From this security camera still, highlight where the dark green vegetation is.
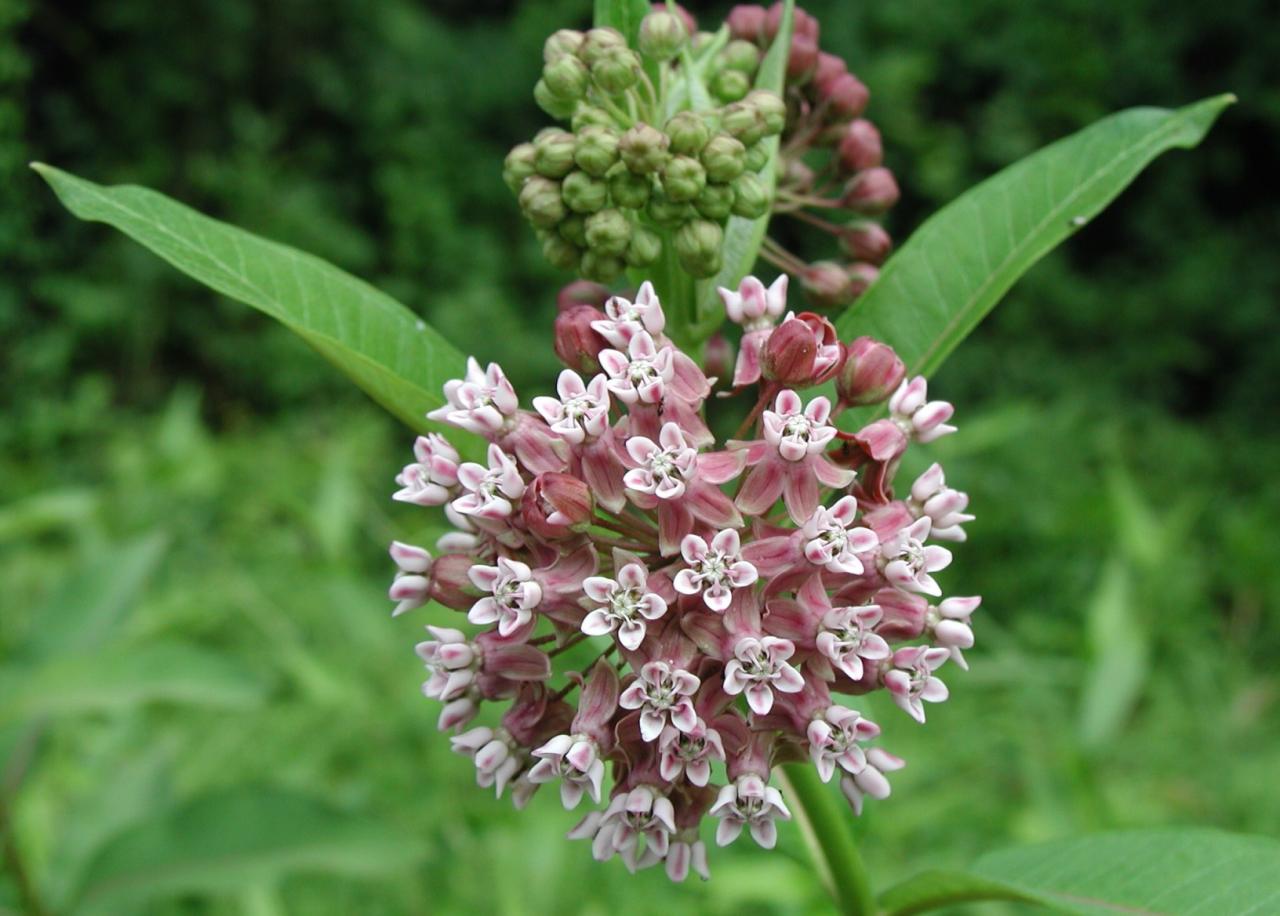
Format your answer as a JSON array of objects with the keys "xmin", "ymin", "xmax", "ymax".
[{"xmin": 3, "ymin": 0, "xmax": 1277, "ymax": 913}]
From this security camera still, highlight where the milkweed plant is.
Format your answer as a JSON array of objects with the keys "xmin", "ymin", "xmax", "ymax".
[{"xmin": 37, "ymin": 0, "xmax": 1261, "ymax": 912}]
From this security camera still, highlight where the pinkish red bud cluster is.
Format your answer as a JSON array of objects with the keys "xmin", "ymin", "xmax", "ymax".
[
  {"xmin": 390, "ymin": 278, "xmax": 978, "ymax": 881},
  {"xmin": 727, "ymin": 2, "xmax": 898, "ymax": 309}
]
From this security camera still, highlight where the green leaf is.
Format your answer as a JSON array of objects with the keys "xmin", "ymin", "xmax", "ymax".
[
  {"xmin": 18, "ymin": 533, "xmax": 168, "ymax": 662},
  {"xmin": 690, "ymin": 0, "xmax": 795, "ymax": 341},
  {"xmin": 32, "ymin": 164, "xmax": 472, "ymax": 440},
  {"xmin": 836, "ymin": 94, "xmax": 1234, "ymax": 428},
  {"xmin": 879, "ymin": 828, "xmax": 1280, "ymax": 915},
  {"xmin": 0, "ymin": 643, "xmax": 265, "ymax": 723},
  {"xmin": 593, "ymin": 0, "xmax": 649, "ymax": 48},
  {"xmin": 74, "ymin": 787, "xmax": 427, "ymax": 910}
]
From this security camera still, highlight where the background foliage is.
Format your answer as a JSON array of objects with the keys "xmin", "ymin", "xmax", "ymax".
[{"xmin": 3, "ymin": 0, "xmax": 1277, "ymax": 912}]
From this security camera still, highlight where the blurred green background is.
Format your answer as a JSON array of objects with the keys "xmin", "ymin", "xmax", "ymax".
[{"xmin": 3, "ymin": 0, "xmax": 1277, "ymax": 913}]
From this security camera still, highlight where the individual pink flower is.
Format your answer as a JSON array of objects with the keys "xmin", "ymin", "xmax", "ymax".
[
  {"xmin": 801, "ymin": 496, "xmax": 879, "ymax": 574},
  {"xmin": 817, "ymin": 602, "xmax": 891, "ymax": 682},
  {"xmin": 929, "ymin": 595, "xmax": 981, "ymax": 669},
  {"xmin": 388, "ymin": 541, "xmax": 433, "ymax": 617},
  {"xmin": 528, "ymin": 734, "xmax": 606, "ymax": 809},
  {"xmin": 737, "ymin": 390, "xmax": 856, "ymax": 524},
  {"xmin": 468, "ymin": 557, "xmax": 542, "ymax": 637},
  {"xmin": 415, "ymin": 625, "xmax": 477, "ymax": 701},
  {"xmin": 909, "ymin": 463, "xmax": 974, "ymax": 541},
  {"xmin": 392, "ymin": 434, "xmax": 460, "ymax": 506},
  {"xmin": 710, "ymin": 774, "xmax": 791, "ymax": 848},
  {"xmin": 889, "ymin": 376, "xmax": 957, "ymax": 444},
  {"xmin": 599, "ymin": 331, "xmax": 674, "ymax": 405},
  {"xmin": 580, "ymin": 561, "xmax": 669, "ymax": 650},
  {"xmin": 665, "ymin": 835, "xmax": 710, "ymax": 883},
  {"xmin": 451, "ymin": 725, "xmax": 522, "ymax": 797},
  {"xmin": 591, "ymin": 280, "xmax": 666, "ymax": 347},
  {"xmin": 884, "ymin": 646, "xmax": 951, "ymax": 723},
  {"xmin": 722, "ymin": 636, "xmax": 805, "ymax": 715},
  {"xmin": 428, "ymin": 357, "xmax": 519, "ymax": 436},
  {"xmin": 807, "ymin": 706, "xmax": 881, "ymax": 783},
  {"xmin": 658, "ymin": 719, "xmax": 726, "ymax": 786},
  {"xmin": 839, "ymin": 747, "xmax": 904, "ymax": 815},
  {"xmin": 624, "ymin": 422, "xmax": 698, "ymax": 500},
  {"xmin": 879, "ymin": 516, "xmax": 952, "ymax": 596},
  {"xmin": 673, "ymin": 529, "xmax": 758, "ymax": 612},
  {"xmin": 452, "ymin": 443, "xmax": 525, "ymax": 520},
  {"xmin": 592, "ymin": 786, "xmax": 678, "ymax": 873},
  {"xmin": 718, "ymin": 274, "xmax": 789, "ymax": 386},
  {"xmin": 533, "ymin": 370, "xmax": 612, "ymax": 444},
  {"xmin": 619, "ymin": 661, "xmax": 700, "ymax": 741}
]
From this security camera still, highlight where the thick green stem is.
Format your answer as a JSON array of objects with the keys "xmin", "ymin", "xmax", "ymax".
[{"xmin": 780, "ymin": 763, "xmax": 876, "ymax": 916}]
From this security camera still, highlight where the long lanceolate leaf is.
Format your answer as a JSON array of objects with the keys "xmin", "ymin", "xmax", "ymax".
[
  {"xmin": 878, "ymin": 828, "xmax": 1280, "ymax": 915},
  {"xmin": 32, "ymin": 164, "xmax": 472, "ymax": 444},
  {"xmin": 835, "ymin": 94, "xmax": 1234, "ymax": 427}
]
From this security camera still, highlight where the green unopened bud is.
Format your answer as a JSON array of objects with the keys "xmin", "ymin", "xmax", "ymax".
[
  {"xmin": 608, "ymin": 169, "xmax": 651, "ymax": 210},
  {"xmin": 544, "ymin": 29, "xmax": 584, "ymax": 63},
  {"xmin": 540, "ymin": 231, "xmax": 582, "ymax": 270},
  {"xmin": 619, "ymin": 122, "xmax": 670, "ymax": 174},
  {"xmin": 572, "ymin": 106, "xmax": 615, "ymax": 132},
  {"xmin": 543, "ymin": 54, "xmax": 589, "ymax": 101},
  {"xmin": 744, "ymin": 142, "xmax": 770, "ymax": 173},
  {"xmin": 694, "ymin": 182, "xmax": 735, "ymax": 220},
  {"xmin": 720, "ymin": 39, "xmax": 761, "ymax": 73},
  {"xmin": 661, "ymin": 154, "xmax": 707, "ymax": 203},
  {"xmin": 665, "ymin": 111, "xmax": 713, "ymax": 157},
  {"xmin": 691, "ymin": 31, "xmax": 717, "ymax": 55},
  {"xmin": 562, "ymin": 170, "xmax": 609, "ymax": 213},
  {"xmin": 579, "ymin": 27, "xmax": 627, "ymax": 67},
  {"xmin": 534, "ymin": 80, "xmax": 577, "ymax": 119},
  {"xmin": 558, "ymin": 214, "xmax": 587, "ymax": 247},
  {"xmin": 580, "ymin": 250, "xmax": 625, "ymax": 283},
  {"xmin": 746, "ymin": 89, "xmax": 787, "ymax": 135},
  {"xmin": 573, "ymin": 126, "xmax": 620, "ymax": 177},
  {"xmin": 720, "ymin": 101, "xmax": 768, "ymax": 146},
  {"xmin": 534, "ymin": 130, "xmax": 577, "ymax": 178},
  {"xmin": 637, "ymin": 10, "xmax": 688, "ymax": 62},
  {"xmin": 584, "ymin": 208, "xmax": 631, "ymax": 257},
  {"xmin": 674, "ymin": 219, "xmax": 724, "ymax": 278},
  {"xmin": 647, "ymin": 189, "xmax": 696, "ymax": 227},
  {"xmin": 502, "ymin": 143, "xmax": 537, "ymax": 194},
  {"xmin": 591, "ymin": 47, "xmax": 640, "ymax": 95},
  {"xmin": 519, "ymin": 176, "xmax": 567, "ymax": 228},
  {"xmin": 730, "ymin": 173, "xmax": 770, "ymax": 218},
  {"xmin": 701, "ymin": 134, "xmax": 746, "ymax": 183},
  {"xmin": 624, "ymin": 225, "xmax": 662, "ymax": 267},
  {"xmin": 711, "ymin": 68, "xmax": 751, "ymax": 103}
]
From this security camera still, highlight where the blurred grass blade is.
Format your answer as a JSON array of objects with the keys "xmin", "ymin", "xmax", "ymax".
[
  {"xmin": 18, "ymin": 533, "xmax": 169, "ymax": 662},
  {"xmin": 690, "ymin": 0, "xmax": 795, "ymax": 342},
  {"xmin": 593, "ymin": 0, "xmax": 648, "ymax": 46},
  {"xmin": 32, "ymin": 164, "xmax": 473, "ymax": 441},
  {"xmin": 836, "ymin": 94, "xmax": 1234, "ymax": 429},
  {"xmin": 74, "ymin": 787, "xmax": 427, "ymax": 910},
  {"xmin": 0, "ymin": 643, "xmax": 265, "ymax": 723},
  {"xmin": 879, "ymin": 828, "xmax": 1280, "ymax": 914},
  {"xmin": 1078, "ymin": 558, "xmax": 1148, "ymax": 751}
]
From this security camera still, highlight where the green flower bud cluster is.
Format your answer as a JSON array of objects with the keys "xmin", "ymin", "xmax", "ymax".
[{"xmin": 506, "ymin": 25, "xmax": 787, "ymax": 282}]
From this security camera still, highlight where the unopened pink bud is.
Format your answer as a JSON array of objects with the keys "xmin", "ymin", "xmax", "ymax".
[
  {"xmin": 485, "ymin": 644, "xmax": 553, "ymax": 681},
  {"xmin": 554, "ymin": 305, "xmax": 609, "ymax": 374},
  {"xmin": 702, "ymin": 331, "xmax": 734, "ymax": 383},
  {"xmin": 847, "ymin": 263, "xmax": 880, "ymax": 298},
  {"xmin": 557, "ymin": 279, "xmax": 611, "ymax": 313},
  {"xmin": 766, "ymin": 2, "xmax": 818, "ymax": 40},
  {"xmin": 573, "ymin": 659, "xmax": 621, "ymax": 744},
  {"xmin": 652, "ymin": 2, "xmax": 697, "ymax": 37},
  {"xmin": 843, "ymin": 167, "xmax": 899, "ymax": 215},
  {"xmin": 428, "ymin": 553, "xmax": 483, "ymax": 610},
  {"xmin": 801, "ymin": 261, "xmax": 853, "ymax": 309},
  {"xmin": 824, "ymin": 73, "xmax": 870, "ymax": 119},
  {"xmin": 762, "ymin": 311, "xmax": 843, "ymax": 386},
  {"xmin": 852, "ymin": 418, "xmax": 908, "ymax": 462},
  {"xmin": 786, "ymin": 33, "xmax": 819, "ymax": 82},
  {"xmin": 875, "ymin": 589, "xmax": 928, "ymax": 640},
  {"xmin": 813, "ymin": 52, "xmax": 847, "ymax": 94},
  {"xmin": 783, "ymin": 158, "xmax": 816, "ymax": 193},
  {"xmin": 837, "ymin": 336, "xmax": 905, "ymax": 407},
  {"xmin": 838, "ymin": 119, "xmax": 883, "ymax": 172},
  {"xmin": 523, "ymin": 472, "xmax": 595, "ymax": 540},
  {"xmin": 839, "ymin": 221, "xmax": 892, "ymax": 264},
  {"xmin": 727, "ymin": 4, "xmax": 766, "ymax": 41}
]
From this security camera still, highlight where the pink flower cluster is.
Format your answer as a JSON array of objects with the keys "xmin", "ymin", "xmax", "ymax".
[{"xmin": 389, "ymin": 277, "xmax": 977, "ymax": 880}]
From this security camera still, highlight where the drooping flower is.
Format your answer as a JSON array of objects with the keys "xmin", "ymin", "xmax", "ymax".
[
  {"xmin": 807, "ymin": 706, "xmax": 880, "ymax": 782},
  {"xmin": 428, "ymin": 357, "xmax": 519, "ymax": 436},
  {"xmin": 393, "ymin": 434, "xmax": 460, "ymax": 506},
  {"xmin": 884, "ymin": 646, "xmax": 951, "ymax": 723},
  {"xmin": 710, "ymin": 773, "xmax": 792, "ymax": 848}
]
